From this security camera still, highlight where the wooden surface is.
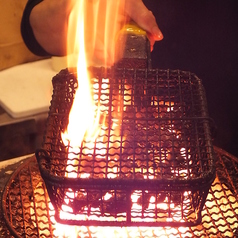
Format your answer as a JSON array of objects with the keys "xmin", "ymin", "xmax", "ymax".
[
  {"xmin": 0, "ymin": 105, "xmax": 47, "ymax": 161},
  {"xmin": 0, "ymin": 0, "xmax": 43, "ymax": 70}
]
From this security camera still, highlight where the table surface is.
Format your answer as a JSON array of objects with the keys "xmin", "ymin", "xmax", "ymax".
[{"xmin": 0, "ymin": 59, "xmax": 55, "ymax": 119}]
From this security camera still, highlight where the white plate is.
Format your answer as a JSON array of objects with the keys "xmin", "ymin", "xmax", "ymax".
[{"xmin": 0, "ymin": 59, "xmax": 56, "ymax": 118}]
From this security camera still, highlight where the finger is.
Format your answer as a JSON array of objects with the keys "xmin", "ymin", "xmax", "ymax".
[
  {"xmin": 125, "ymin": 0, "xmax": 163, "ymax": 41},
  {"xmin": 147, "ymin": 33, "xmax": 156, "ymax": 51}
]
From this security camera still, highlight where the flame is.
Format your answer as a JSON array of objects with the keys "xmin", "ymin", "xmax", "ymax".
[
  {"xmin": 61, "ymin": 0, "xmax": 127, "ymax": 171},
  {"xmin": 62, "ymin": 0, "xmax": 96, "ymax": 148},
  {"xmin": 66, "ymin": 0, "xmax": 126, "ymax": 68}
]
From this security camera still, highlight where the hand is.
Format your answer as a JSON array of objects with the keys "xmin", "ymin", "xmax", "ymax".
[
  {"xmin": 29, "ymin": 0, "xmax": 163, "ymax": 64},
  {"xmin": 30, "ymin": 0, "xmax": 76, "ymax": 55},
  {"xmin": 125, "ymin": 0, "xmax": 163, "ymax": 51},
  {"xmin": 82, "ymin": 0, "xmax": 163, "ymax": 65}
]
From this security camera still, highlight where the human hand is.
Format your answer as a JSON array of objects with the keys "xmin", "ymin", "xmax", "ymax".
[
  {"xmin": 29, "ymin": 0, "xmax": 76, "ymax": 55},
  {"xmin": 29, "ymin": 0, "xmax": 162, "ymax": 65},
  {"xmin": 83, "ymin": 0, "xmax": 163, "ymax": 66},
  {"xmin": 124, "ymin": 0, "xmax": 163, "ymax": 51}
]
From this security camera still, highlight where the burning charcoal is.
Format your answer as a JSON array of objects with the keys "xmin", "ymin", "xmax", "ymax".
[
  {"xmin": 102, "ymin": 201, "xmax": 128, "ymax": 215},
  {"xmin": 169, "ymin": 154, "xmax": 186, "ymax": 168},
  {"xmin": 137, "ymin": 192, "xmax": 152, "ymax": 209},
  {"xmin": 158, "ymin": 136, "xmax": 172, "ymax": 151},
  {"xmin": 102, "ymin": 192, "xmax": 128, "ymax": 215},
  {"xmin": 70, "ymin": 197, "xmax": 88, "ymax": 213},
  {"xmin": 126, "ymin": 172, "xmax": 144, "ymax": 180},
  {"xmin": 157, "ymin": 192, "xmax": 167, "ymax": 203},
  {"xmin": 171, "ymin": 193, "xmax": 182, "ymax": 206},
  {"xmin": 88, "ymin": 190, "xmax": 106, "ymax": 203},
  {"xmin": 68, "ymin": 191, "xmax": 88, "ymax": 212},
  {"xmin": 70, "ymin": 190, "xmax": 107, "ymax": 213}
]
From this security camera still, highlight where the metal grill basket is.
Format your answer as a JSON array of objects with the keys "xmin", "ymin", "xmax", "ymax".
[{"xmin": 36, "ymin": 67, "xmax": 215, "ymax": 226}]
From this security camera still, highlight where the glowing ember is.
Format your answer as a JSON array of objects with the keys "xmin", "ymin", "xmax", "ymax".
[
  {"xmin": 26, "ymin": 174, "xmax": 236, "ymax": 238},
  {"xmin": 4, "ymin": 151, "xmax": 235, "ymax": 238},
  {"xmin": 43, "ymin": 177, "xmax": 237, "ymax": 237}
]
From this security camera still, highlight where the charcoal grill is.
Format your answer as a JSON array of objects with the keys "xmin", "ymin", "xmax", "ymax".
[
  {"xmin": 34, "ymin": 67, "xmax": 215, "ymax": 227},
  {"xmin": 1, "ymin": 147, "xmax": 237, "ymax": 237}
]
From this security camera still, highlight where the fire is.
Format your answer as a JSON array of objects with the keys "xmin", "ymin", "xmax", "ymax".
[
  {"xmin": 61, "ymin": 0, "xmax": 127, "ymax": 175},
  {"xmin": 29, "ymin": 174, "xmax": 237, "ymax": 237},
  {"xmin": 62, "ymin": 0, "xmax": 97, "ymax": 148},
  {"xmin": 66, "ymin": 0, "xmax": 126, "ymax": 68}
]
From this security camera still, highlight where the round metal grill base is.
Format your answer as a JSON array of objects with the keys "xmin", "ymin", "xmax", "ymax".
[{"xmin": 2, "ymin": 147, "xmax": 238, "ymax": 237}]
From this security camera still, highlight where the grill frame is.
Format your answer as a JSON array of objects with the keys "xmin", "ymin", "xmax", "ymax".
[
  {"xmin": 36, "ymin": 67, "xmax": 216, "ymax": 226},
  {"xmin": 2, "ymin": 147, "xmax": 237, "ymax": 237}
]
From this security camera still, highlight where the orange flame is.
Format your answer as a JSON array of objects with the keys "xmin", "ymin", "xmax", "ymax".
[
  {"xmin": 66, "ymin": 0, "xmax": 126, "ymax": 68},
  {"xmin": 62, "ymin": 1, "xmax": 92, "ymax": 147},
  {"xmin": 62, "ymin": 0, "xmax": 127, "ymax": 150}
]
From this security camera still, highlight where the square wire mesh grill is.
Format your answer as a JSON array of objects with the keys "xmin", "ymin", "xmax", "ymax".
[{"xmin": 36, "ymin": 67, "xmax": 215, "ymax": 226}]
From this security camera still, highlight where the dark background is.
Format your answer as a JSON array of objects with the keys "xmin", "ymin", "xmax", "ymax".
[{"xmin": 144, "ymin": 0, "xmax": 238, "ymax": 157}]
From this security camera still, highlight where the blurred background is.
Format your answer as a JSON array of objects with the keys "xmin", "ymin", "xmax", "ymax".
[{"xmin": 145, "ymin": 0, "xmax": 238, "ymax": 157}]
